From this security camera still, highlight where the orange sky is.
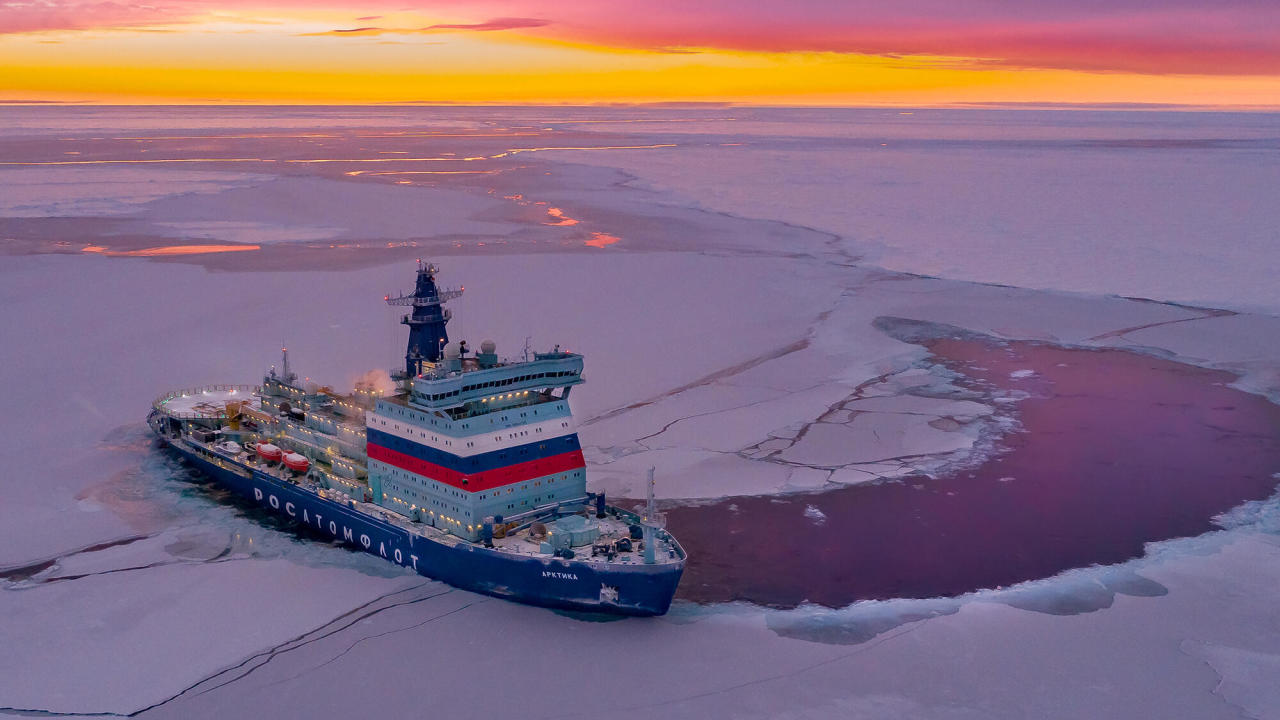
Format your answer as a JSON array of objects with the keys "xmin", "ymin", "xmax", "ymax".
[{"xmin": 2, "ymin": 1, "xmax": 1279, "ymax": 106}]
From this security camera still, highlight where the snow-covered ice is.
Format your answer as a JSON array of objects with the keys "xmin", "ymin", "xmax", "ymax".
[
  {"xmin": 2, "ymin": 106, "xmax": 1279, "ymax": 719},
  {"xmin": 551, "ymin": 107, "xmax": 1280, "ymax": 314},
  {"xmin": 0, "ymin": 168, "xmax": 270, "ymax": 218}
]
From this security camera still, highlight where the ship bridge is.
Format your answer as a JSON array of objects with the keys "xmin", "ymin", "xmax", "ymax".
[
  {"xmin": 368, "ymin": 262, "xmax": 590, "ymax": 541},
  {"xmin": 405, "ymin": 352, "xmax": 584, "ymax": 413}
]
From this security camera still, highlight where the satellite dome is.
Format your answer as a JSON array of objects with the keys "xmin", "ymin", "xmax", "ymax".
[
  {"xmin": 480, "ymin": 339, "xmax": 496, "ymax": 354},
  {"xmin": 443, "ymin": 342, "xmax": 461, "ymax": 359}
]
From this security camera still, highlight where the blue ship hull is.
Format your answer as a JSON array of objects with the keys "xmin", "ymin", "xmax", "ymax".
[{"xmin": 163, "ymin": 439, "xmax": 683, "ymax": 616}]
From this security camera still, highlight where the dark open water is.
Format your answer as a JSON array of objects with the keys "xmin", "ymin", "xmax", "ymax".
[{"xmin": 667, "ymin": 339, "xmax": 1280, "ymax": 608}]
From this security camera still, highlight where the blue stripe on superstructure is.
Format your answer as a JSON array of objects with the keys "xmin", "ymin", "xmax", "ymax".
[{"xmin": 366, "ymin": 427, "xmax": 580, "ymax": 474}]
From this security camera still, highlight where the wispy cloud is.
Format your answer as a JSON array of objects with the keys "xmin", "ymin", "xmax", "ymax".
[
  {"xmin": 0, "ymin": 1, "xmax": 189, "ymax": 34},
  {"xmin": 422, "ymin": 16, "xmax": 547, "ymax": 32},
  {"xmin": 521, "ymin": 0, "xmax": 1280, "ymax": 75},
  {"xmin": 301, "ymin": 16, "xmax": 549, "ymax": 38}
]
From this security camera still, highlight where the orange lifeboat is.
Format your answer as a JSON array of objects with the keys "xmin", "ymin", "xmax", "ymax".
[
  {"xmin": 255, "ymin": 442, "xmax": 283, "ymax": 462},
  {"xmin": 283, "ymin": 452, "xmax": 310, "ymax": 473}
]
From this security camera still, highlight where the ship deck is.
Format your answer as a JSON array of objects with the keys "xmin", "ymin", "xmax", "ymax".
[
  {"xmin": 486, "ymin": 514, "xmax": 682, "ymax": 566},
  {"xmin": 155, "ymin": 386, "xmax": 258, "ymax": 419}
]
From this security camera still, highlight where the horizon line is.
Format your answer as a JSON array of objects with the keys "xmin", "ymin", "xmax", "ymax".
[{"xmin": 3, "ymin": 100, "xmax": 1280, "ymax": 112}]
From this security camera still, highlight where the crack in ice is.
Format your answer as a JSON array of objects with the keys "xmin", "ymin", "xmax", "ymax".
[{"xmin": 126, "ymin": 581, "xmax": 446, "ymax": 715}]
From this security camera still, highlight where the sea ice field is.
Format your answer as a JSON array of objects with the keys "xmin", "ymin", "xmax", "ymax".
[{"xmin": 1, "ymin": 106, "xmax": 1279, "ymax": 719}]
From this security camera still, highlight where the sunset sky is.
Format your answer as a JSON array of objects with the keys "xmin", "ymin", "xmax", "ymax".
[{"xmin": 2, "ymin": 0, "xmax": 1279, "ymax": 105}]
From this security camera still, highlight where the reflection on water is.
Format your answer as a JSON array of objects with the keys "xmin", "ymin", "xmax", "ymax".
[
  {"xmin": 351, "ymin": 132, "xmax": 541, "ymax": 138},
  {"xmin": 668, "ymin": 337, "xmax": 1280, "ymax": 609},
  {"xmin": 111, "ymin": 134, "xmax": 341, "ymax": 140},
  {"xmin": 0, "ymin": 144, "xmax": 672, "ymax": 168},
  {"xmin": 489, "ymin": 144, "xmax": 677, "ymax": 159},
  {"xmin": 286, "ymin": 157, "xmax": 462, "ymax": 163},
  {"xmin": 343, "ymin": 170, "xmax": 498, "ymax": 176},
  {"xmin": 584, "ymin": 231, "xmax": 620, "ymax": 248},
  {"xmin": 539, "ymin": 117, "xmax": 736, "ymax": 125},
  {"xmin": 544, "ymin": 207, "xmax": 579, "ymax": 226},
  {"xmin": 0, "ymin": 158, "xmax": 270, "ymax": 166},
  {"xmin": 82, "ymin": 244, "xmax": 260, "ymax": 256}
]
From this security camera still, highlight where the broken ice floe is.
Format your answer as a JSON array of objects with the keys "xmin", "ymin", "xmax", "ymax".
[{"xmin": 803, "ymin": 505, "xmax": 827, "ymax": 525}]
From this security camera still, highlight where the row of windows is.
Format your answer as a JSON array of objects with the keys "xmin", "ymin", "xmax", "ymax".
[
  {"xmin": 477, "ymin": 477, "xmax": 555, "ymax": 499},
  {"xmin": 382, "ymin": 465, "xmax": 465, "ymax": 498},
  {"xmin": 480, "ymin": 490, "xmax": 562, "ymax": 513},
  {"xmin": 375, "ymin": 417, "xmax": 454, "ymax": 447},
  {"xmin": 494, "ymin": 430, "xmax": 530, "ymax": 443},
  {"xmin": 381, "ymin": 404, "xmax": 443, "ymax": 429},
  {"xmin": 383, "ymin": 487, "xmax": 461, "ymax": 516},
  {"xmin": 418, "ymin": 370, "xmax": 569, "ymax": 403},
  {"xmin": 380, "ymin": 414, "xmax": 555, "ymax": 451},
  {"xmin": 489, "ymin": 411, "xmax": 531, "ymax": 424},
  {"xmin": 457, "ymin": 370, "xmax": 578, "ymax": 396}
]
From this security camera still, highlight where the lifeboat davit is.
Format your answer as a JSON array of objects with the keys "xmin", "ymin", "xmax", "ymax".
[
  {"xmin": 255, "ymin": 442, "xmax": 282, "ymax": 461},
  {"xmin": 283, "ymin": 452, "xmax": 310, "ymax": 473}
]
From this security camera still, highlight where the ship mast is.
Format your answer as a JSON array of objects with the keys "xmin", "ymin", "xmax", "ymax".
[
  {"xmin": 385, "ymin": 259, "xmax": 464, "ymax": 377},
  {"xmin": 280, "ymin": 346, "xmax": 296, "ymax": 384},
  {"xmin": 642, "ymin": 467, "xmax": 664, "ymax": 564}
]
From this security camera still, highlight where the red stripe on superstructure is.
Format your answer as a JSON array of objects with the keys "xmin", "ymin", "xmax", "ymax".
[{"xmin": 366, "ymin": 442, "xmax": 585, "ymax": 493}]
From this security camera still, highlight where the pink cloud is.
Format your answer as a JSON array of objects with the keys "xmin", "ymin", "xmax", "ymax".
[
  {"xmin": 422, "ymin": 16, "xmax": 547, "ymax": 31},
  {"xmin": 302, "ymin": 16, "xmax": 548, "ymax": 36},
  {"xmin": 552, "ymin": 1, "xmax": 1280, "ymax": 74},
  {"xmin": 3, "ymin": 0, "xmax": 1279, "ymax": 75},
  {"xmin": 0, "ymin": 1, "xmax": 189, "ymax": 33}
]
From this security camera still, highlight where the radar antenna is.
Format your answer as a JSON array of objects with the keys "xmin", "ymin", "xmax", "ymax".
[{"xmin": 385, "ymin": 260, "xmax": 464, "ymax": 376}]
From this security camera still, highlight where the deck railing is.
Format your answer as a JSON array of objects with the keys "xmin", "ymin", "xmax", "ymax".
[{"xmin": 152, "ymin": 384, "xmax": 261, "ymax": 418}]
